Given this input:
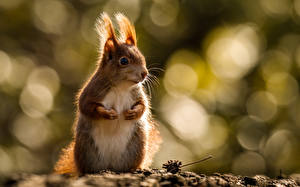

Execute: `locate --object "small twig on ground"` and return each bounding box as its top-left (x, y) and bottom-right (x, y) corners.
top-left (181, 155), bottom-right (213, 168)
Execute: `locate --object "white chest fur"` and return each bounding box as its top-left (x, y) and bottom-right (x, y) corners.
top-left (101, 83), bottom-right (135, 115)
top-left (91, 83), bottom-right (138, 168)
top-left (91, 120), bottom-right (135, 169)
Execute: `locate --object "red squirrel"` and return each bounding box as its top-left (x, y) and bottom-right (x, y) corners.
top-left (54, 13), bottom-right (161, 175)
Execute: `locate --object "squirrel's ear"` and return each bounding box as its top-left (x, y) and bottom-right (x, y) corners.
top-left (115, 13), bottom-right (137, 46)
top-left (95, 13), bottom-right (118, 59)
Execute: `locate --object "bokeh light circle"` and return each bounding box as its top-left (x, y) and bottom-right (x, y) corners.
top-left (246, 91), bottom-right (277, 122)
top-left (232, 151), bottom-right (266, 175)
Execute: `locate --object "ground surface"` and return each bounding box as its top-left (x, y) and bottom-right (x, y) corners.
top-left (1, 169), bottom-right (300, 187)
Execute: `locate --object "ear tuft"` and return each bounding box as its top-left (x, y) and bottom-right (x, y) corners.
top-left (115, 13), bottom-right (137, 46)
top-left (95, 13), bottom-right (118, 57)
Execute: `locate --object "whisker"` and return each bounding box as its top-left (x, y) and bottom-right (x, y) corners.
top-left (148, 74), bottom-right (160, 86)
top-left (152, 74), bottom-right (160, 84)
top-left (144, 62), bottom-right (163, 98)
top-left (147, 79), bottom-right (153, 98)
top-left (148, 67), bottom-right (165, 73)
top-left (147, 62), bottom-right (161, 67)
top-left (147, 62), bottom-right (164, 73)
top-left (147, 76), bottom-right (156, 97)
top-left (143, 78), bottom-right (152, 98)
top-left (148, 78), bottom-right (157, 90)
top-left (148, 76), bottom-right (156, 97)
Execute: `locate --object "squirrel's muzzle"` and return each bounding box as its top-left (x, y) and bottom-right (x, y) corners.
top-left (141, 70), bottom-right (148, 80)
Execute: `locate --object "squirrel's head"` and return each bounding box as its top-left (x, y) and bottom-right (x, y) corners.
top-left (95, 13), bottom-right (148, 86)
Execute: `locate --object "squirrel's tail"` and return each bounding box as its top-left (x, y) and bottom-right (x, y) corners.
top-left (54, 141), bottom-right (77, 176)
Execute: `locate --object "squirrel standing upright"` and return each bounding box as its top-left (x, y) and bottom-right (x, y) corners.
top-left (54, 13), bottom-right (161, 176)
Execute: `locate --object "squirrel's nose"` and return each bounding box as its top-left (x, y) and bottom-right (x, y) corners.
top-left (141, 71), bottom-right (148, 80)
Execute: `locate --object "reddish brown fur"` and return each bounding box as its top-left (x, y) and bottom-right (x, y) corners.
top-left (124, 99), bottom-right (145, 120)
top-left (54, 13), bottom-right (161, 176)
top-left (116, 13), bottom-right (137, 46)
top-left (54, 141), bottom-right (77, 175)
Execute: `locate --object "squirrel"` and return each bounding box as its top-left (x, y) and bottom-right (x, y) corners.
top-left (54, 13), bottom-right (161, 176)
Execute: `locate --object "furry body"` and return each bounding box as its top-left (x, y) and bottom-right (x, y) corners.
top-left (54, 13), bottom-right (161, 176)
top-left (75, 83), bottom-right (148, 174)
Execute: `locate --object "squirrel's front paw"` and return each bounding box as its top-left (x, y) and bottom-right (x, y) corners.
top-left (124, 104), bottom-right (144, 120)
top-left (96, 106), bottom-right (118, 120)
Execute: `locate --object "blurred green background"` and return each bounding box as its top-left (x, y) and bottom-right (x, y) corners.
top-left (0, 0), bottom-right (300, 177)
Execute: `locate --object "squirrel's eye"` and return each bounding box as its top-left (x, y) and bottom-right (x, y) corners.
top-left (119, 57), bottom-right (129, 66)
